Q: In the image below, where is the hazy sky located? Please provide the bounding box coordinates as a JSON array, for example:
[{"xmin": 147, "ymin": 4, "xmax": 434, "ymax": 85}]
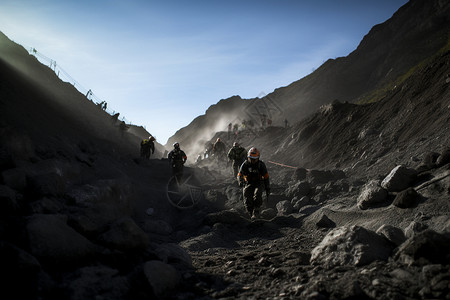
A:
[{"xmin": 0, "ymin": 0, "xmax": 408, "ymax": 144}]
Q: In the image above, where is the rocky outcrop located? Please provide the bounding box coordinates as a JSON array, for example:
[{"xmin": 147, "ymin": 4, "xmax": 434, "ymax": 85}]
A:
[{"xmin": 310, "ymin": 225, "xmax": 393, "ymax": 268}]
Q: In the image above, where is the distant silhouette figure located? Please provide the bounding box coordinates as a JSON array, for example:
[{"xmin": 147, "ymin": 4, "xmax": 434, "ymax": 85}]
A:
[
  {"xmin": 111, "ymin": 113, "xmax": 120, "ymax": 124},
  {"xmin": 140, "ymin": 136, "xmax": 155, "ymax": 159}
]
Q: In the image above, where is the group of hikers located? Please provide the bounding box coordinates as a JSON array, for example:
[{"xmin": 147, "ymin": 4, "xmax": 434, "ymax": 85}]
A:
[{"xmin": 139, "ymin": 135, "xmax": 271, "ymax": 220}]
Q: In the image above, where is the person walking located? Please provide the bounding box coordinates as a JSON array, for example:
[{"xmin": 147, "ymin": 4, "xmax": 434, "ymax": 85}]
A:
[
  {"xmin": 168, "ymin": 142, "xmax": 187, "ymax": 182},
  {"xmin": 213, "ymin": 138, "xmax": 226, "ymax": 162},
  {"xmin": 237, "ymin": 147, "xmax": 270, "ymax": 220},
  {"xmin": 227, "ymin": 142, "xmax": 247, "ymax": 178},
  {"xmin": 140, "ymin": 135, "xmax": 155, "ymax": 159}
]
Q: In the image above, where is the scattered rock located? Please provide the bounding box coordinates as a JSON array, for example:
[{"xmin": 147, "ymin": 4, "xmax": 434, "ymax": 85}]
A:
[
  {"xmin": 26, "ymin": 214, "xmax": 100, "ymax": 267},
  {"xmin": 393, "ymin": 187, "xmax": 420, "ymax": 208},
  {"xmin": 143, "ymin": 260, "xmax": 181, "ymax": 297},
  {"xmin": 261, "ymin": 208, "xmax": 277, "ymax": 219},
  {"xmin": 154, "ymin": 243, "xmax": 192, "ymax": 268},
  {"xmin": 64, "ymin": 265, "xmax": 129, "ymax": 300},
  {"xmin": 404, "ymin": 221, "xmax": 428, "ymax": 239},
  {"xmin": 276, "ymin": 200, "xmax": 294, "ymax": 215},
  {"xmin": 292, "ymin": 196, "xmax": 311, "ymax": 211},
  {"xmin": 143, "ymin": 219, "xmax": 173, "ymax": 235},
  {"xmin": 1, "ymin": 168, "xmax": 26, "ymax": 191},
  {"xmin": 97, "ymin": 217, "xmax": 150, "ymax": 252},
  {"xmin": 376, "ymin": 224, "xmax": 406, "ymax": 246},
  {"xmin": 395, "ymin": 229, "xmax": 450, "ymax": 266},
  {"xmin": 292, "ymin": 167, "xmax": 307, "ymax": 181},
  {"xmin": 286, "ymin": 181, "xmax": 311, "ymax": 198},
  {"xmin": 381, "ymin": 165, "xmax": 417, "ymax": 192},
  {"xmin": 316, "ymin": 214, "xmax": 336, "ymax": 228},
  {"xmin": 436, "ymin": 147, "xmax": 450, "ymax": 167},
  {"xmin": 357, "ymin": 180, "xmax": 388, "ymax": 209},
  {"xmin": 0, "ymin": 184, "xmax": 21, "ymax": 214},
  {"xmin": 310, "ymin": 225, "xmax": 393, "ymax": 268}
]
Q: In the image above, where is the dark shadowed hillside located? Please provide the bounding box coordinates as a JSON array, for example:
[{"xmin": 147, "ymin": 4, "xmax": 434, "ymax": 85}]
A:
[
  {"xmin": 1, "ymin": 0, "xmax": 449, "ymax": 299},
  {"xmin": 0, "ymin": 31, "xmax": 165, "ymax": 159}
]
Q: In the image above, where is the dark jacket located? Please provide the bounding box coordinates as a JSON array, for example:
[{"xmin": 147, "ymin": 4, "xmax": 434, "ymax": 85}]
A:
[
  {"xmin": 238, "ymin": 160, "xmax": 270, "ymax": 189},
  {"xmin": 168, "ymin": 149, "xmax": 187, "ymax": 166},
  {"xmin": 227, "ymin": 146, "xmax": 246, "ymax": 164}
]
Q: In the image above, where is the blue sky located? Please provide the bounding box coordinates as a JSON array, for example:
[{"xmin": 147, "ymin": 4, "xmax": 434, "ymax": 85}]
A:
[{"xmin": 0, "ymin": 0, "xmax": 408, "ymax": 144}]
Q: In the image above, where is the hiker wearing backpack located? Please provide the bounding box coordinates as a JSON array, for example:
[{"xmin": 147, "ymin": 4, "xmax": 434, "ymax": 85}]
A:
[
  {"xmin": 140, "ymin": 135, "xmax": 155, "ymax": 159},
  {"xmin": 168, "ymin": 142, "xmax": 187, "ymax": 182},
  {"xmin": 227, "ymin": 142, "xmax": 247, "ymax": 178},
  {"xmin": 237, "ymin": 147, "xmax": 270, "ymax": 220}
]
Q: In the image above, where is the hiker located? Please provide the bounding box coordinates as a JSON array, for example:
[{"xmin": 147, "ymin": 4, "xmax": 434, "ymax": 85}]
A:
[
  {"xmin": 260, "ymin": 114, "xmax": 267, "ymax": 128},
  {"xmin": 227, "ymin": 142, "xmax": 247, "ymax": 178},
  {"xmin": 168, "ymin": 142, "xmax": 187, "ymax": 182},
  {"xmin": 204, "ymin": 143, "xmax": 213, "ymax": 159},
  {"xmin": 228, "ymin": 123, "xmax": 232, "ymax": 140},
  {"xmin": 168, "ymin": 142, "xmax": 187, "ymax": 180},
  {"xmin": 284, "ymin": 118, "xmax": 289, "ymax": 128},
  {"xmin": 213, "ymin": 138, "xmax": 226, "ymax": 161},
  {"xmin": 237, "ymin": 147, "xmax": 270, "ymax": 219},
  {"xmin": 140, "ymin": 135, "xmax": 155, "ymax": 159}
]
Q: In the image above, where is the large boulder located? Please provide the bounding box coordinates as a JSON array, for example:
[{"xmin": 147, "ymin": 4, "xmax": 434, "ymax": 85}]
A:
[
  {"xmin": 393, "ymin": 187, "xmax": 420, "ymax": 208},
  {"xmin": 97, "ymin": 217, "xmax": 150, "ymax": 252},
  {"xmin": 27, "ymin": 171, "xmax": 66, "ymax": 197},
  {"xmin": 286, "ymin": 181, "xmax": 311, "ymax": 199},
  {"xmin": 26, "ymin": 214, "xmax": 100, "ymax": 266},
  {"xmin": 436, "ymin": 147, "xmax": 450, "ymax": 167},
  {"xmin": 154, "ymin": 243, "xmax": 192, "ymax": 268},
  {"xmin": 307, "ymin": 169, "xmax": 335, "ymax": 185},
  {"xmin": 310, "ymin": 225, "xmax": 393, "ymax": 268},
  {"xmin": 376, "ymin": 224, "xmax": 406, "ymax": 246},
  {"xmin": 276, "ymin": 200, "xmax": 294, "ymax": 215},
  {"xmin": 395, "ymin": 230, "xmax": 450, "ymax": 266},
  {"xmin": 357, "ymin": 180, "xmax": 388, "ymax": 209},
  {"xmin": 143, "ymin": 260, "xmax": 181, "ymax": 298},
  {"xmin": 381, "ymin": 165, "xmax": 417, "ymax": 192},
  {"xmin": 64, "ymin": 265, "xmax": 129, "ymax": 300},
  {"xmin": 0, "ymin": 184, "xmax": 21, "ymax": 215},
  {"xmin": 1, "ymin": 168, "xmax": 27, "ymax": 191},
  {"xmin": 292, "ymin": 167, "xmax": 307, "ymax": 181},
  {"xmin": 67, "ymin": 180, "xmax": 133, "ymax": 236}
]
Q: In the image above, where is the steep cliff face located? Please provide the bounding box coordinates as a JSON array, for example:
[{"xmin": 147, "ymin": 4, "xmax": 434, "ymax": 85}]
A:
[{"xmin": 167, "ymin": 0, "xmax": 450, "ymax": 158}]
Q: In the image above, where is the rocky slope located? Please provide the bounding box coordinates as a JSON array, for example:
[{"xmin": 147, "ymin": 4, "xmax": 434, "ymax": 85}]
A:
[{"xmin": 0, "ymin": 0, "xmax": 449, "ymax": 299}]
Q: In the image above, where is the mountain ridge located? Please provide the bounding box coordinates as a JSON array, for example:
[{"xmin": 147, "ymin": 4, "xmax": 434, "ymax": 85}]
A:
[{"xmin": 167, "ymin": 0, "xmax": 449, "ymax": 159}]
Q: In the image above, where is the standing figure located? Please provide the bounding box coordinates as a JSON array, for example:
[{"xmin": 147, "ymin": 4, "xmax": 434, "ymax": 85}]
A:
[
  {"xmin": 213, "ymin": 138, "xmax": 226, "ymax": 162},
  {"xmin": 227, "ymin": 142, "xmax": 247, "ymax": 178},
  {"xmin": 168, "ymin": 142, "xmax": 187, "ymax": 182},
  {"xmin": 140, "ymin": 135, "xmax": 155, "ymax": 159},
  {"xmin": 237, "ymin": 147, "xmax": 270, "ymax": 220}
]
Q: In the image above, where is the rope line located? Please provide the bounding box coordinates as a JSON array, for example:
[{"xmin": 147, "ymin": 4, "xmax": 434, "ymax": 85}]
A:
[
  {"xmin": 24, "ymin": 45, "xmax": 134, "ymax": 125},
  {"xmin": 267, "ymin": 160, "xmax": 298, "ymax": 169}
]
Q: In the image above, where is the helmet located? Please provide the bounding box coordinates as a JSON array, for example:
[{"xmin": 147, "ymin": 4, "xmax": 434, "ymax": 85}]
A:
[
  {"xmin": 173, "ymin": 142, "xmax": 180, "ymax": 149},
  {"xmin": 233, "ymin": 142, "xmax": 238, "ymax": 147},
  {"xmin": 248, "ymin": 147, "xmax": 260, "ymax": 159}
]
